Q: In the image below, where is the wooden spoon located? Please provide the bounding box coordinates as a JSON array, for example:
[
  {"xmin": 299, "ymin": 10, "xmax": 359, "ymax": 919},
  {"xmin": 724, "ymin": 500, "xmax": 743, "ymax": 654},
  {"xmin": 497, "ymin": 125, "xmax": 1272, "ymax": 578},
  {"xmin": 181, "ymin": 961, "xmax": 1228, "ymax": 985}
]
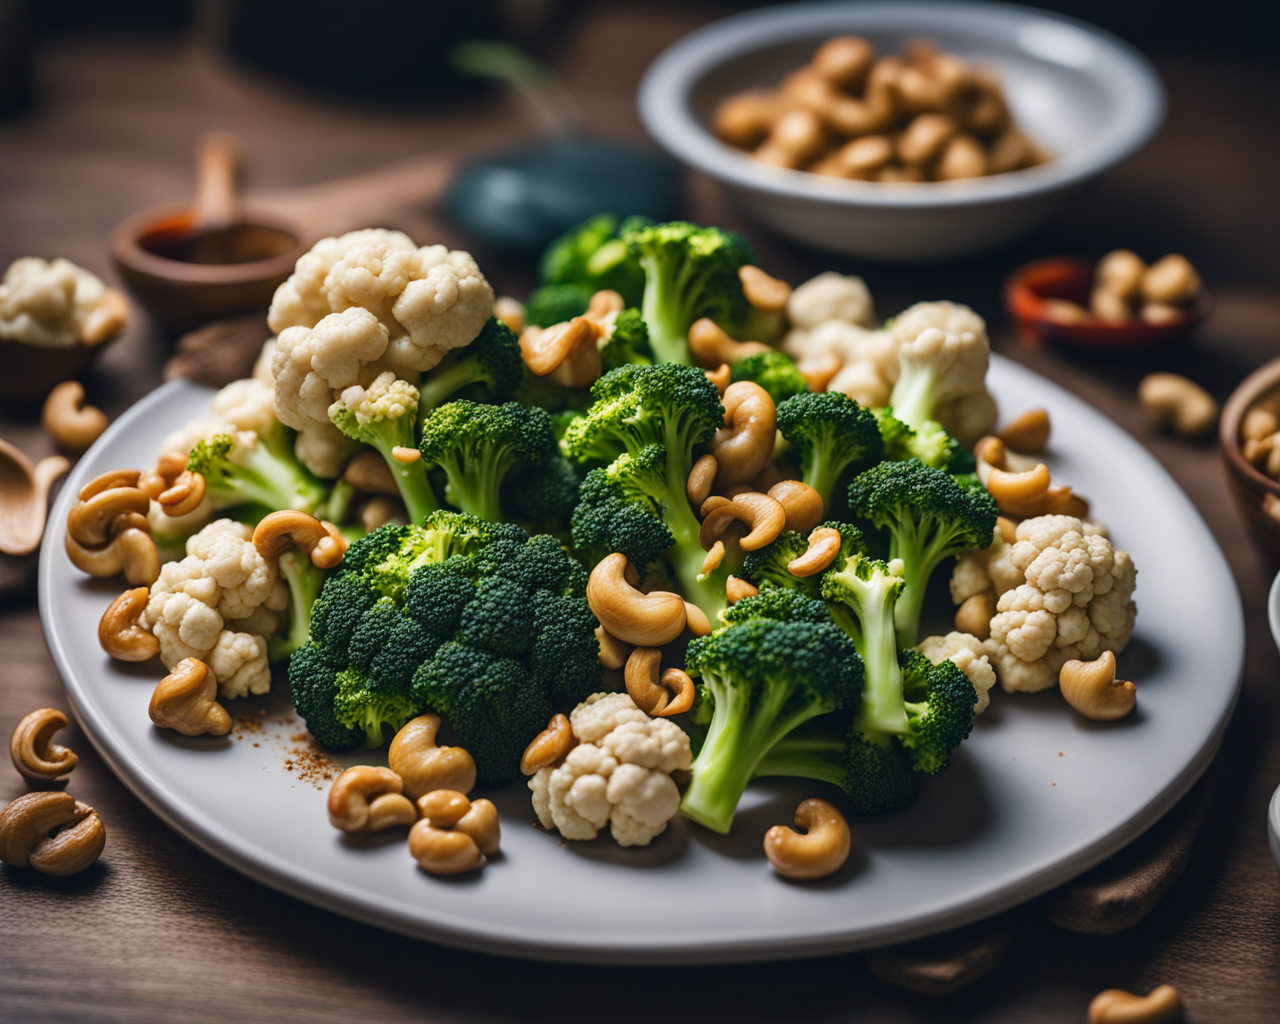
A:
[{"xmin": 0, "ymin": 438, "xmax": 71, "ymax": 556}]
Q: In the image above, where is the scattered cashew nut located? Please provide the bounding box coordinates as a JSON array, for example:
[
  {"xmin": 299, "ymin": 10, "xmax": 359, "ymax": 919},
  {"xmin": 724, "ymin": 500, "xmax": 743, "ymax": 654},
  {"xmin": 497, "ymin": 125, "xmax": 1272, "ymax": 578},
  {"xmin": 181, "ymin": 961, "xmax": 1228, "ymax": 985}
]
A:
[
  {"xmin": 42, "ymin": 380, "xmax": 108, "ymax": 454},
  {"xmin": 763, "ymin": 798, "xmax": 851, "ymax": 880},
  {"xmin": 687, "ymin": 318, "xmax": 771, "ymax": 368},
  {"xmin": 687, "ymin": 453, "xmax": 718, "ymax": 507},
  {"xmin": 408, "ymin": 819, "xmax": 486, "ymax": 875},
  {"xmin": 726, "ymin": 575, "xmax": 758, "ymax": 604},
  {"xmin": 622, "ymin": 648, "xmax": 694, "ymax": 717},
  {"xmin": 997, "ymin": 408, "xmax": 1051, "ymax": 454},
  {"xmin": 148, "ymin": 657, "xmax": 232, "ymax": 736},
  {"xmin": 699, "ymin": 491, "xmax": 786, "ymax": 552},
  {"xmin": 98, "ymin": 586, "xmax": 161, "ymax": 662},
  {"xmin": 453, "ymin": 798, "xmax": 501, "ymax": 856},
  {"xmin": 587, "ymin": 553, "xmax": 687, "ymax": 646},
  {"xmin": 787, "ymin": 526, "xmax": 842, "ymax": 577},
  {"xmin": 0, "ymin": 791, "xmax": 106, "ymax": 875},
  {"xmin": 595, "ymin": 624, "xmax": 632, "ymax": 670},
  {"xmin": 65, "ymin": 480, "xmax": 159, "ymax": 585},
  {"xmin": 253, "ymin": 509, "xmax": 347, "ymax": 569},
  {"xmin": 1138, "ymin": 373, "xmax": 1218, "ymax": 439},
  {"xmin": 738, "ymin": 265, "xmax": 792, "ymax": 311},
  {"xmin": 711, "ymin": 381, "xmax": 777, "ymax": 487},
  {"xmin": 767, "ymin": 480, "xmax": 824, "ymax": 534},
  {"xmin": 705, "ymin": 363, "xmax": 731, "ymax": 395},
  {"xmin": 683, "ymin": 601, "xmax": 712, "ymax": 637},
  {"xmin": 327, "ymin": 765, "xmax": 417, "ymax": 834},
  {"xmin": 10, "ymin": 708, "xmax": 78, "ymax": 785},
  {"xmin": 1087, "ymin": 985, "xmax": 1183, "ymax": 1024},
  {"xmin": 954, "ymin": 592, "xmax": 994, "ymax": 641},
  {"xmin": 342, "ymin": 450, "xmax": 400, "ymax": 495},
  {"xmin": 521, "ymin": 713, "xmax": 577, "ymax": 775},
  {"xmin": 519, "ymin": 317, "xmax": 602, "ymax": 388},
  {"xmin": 388, "ymin": 714, "xmax": 477, "ymax": 799},
  {"xmin": 1059, "ymin": 651, "xmax": 1136, "ymax": 721},
  {"xmin": 416, "ymin": 789, "xmax": 472, "ymax": 828}
]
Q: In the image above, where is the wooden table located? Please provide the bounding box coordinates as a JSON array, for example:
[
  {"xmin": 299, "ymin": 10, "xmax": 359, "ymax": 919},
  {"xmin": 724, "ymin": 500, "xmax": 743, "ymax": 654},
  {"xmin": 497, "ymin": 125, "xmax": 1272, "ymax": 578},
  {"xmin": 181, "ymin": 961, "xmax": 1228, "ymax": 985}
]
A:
[{"xmin": 2, "ymin": 7, "xmax": 1277, "ymax": 1021}]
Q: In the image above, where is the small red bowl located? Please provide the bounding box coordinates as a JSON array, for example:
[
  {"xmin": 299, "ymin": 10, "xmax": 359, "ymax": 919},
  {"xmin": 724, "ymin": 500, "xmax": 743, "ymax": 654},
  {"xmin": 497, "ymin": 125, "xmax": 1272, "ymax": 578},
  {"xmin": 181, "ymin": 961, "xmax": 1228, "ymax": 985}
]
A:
[{"xmin": 1003, "ymin": 257, "xmax": 1211, "ymax": 351}]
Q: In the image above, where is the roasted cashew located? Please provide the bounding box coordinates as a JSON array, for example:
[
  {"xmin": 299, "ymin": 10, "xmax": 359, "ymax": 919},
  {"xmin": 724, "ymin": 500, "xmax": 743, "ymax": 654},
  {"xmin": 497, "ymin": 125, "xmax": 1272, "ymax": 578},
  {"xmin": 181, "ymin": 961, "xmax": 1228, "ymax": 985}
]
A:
[
  {"xmin": 687, "ymin": 318, "xmax": 771, "ymax": 368},
  {"xmin": 389, "ymin": 714, "xmax": 477, "ymax": 799},
  {"xmin": 42, "ymin": 381, "xmax": 108, "ymax": 454},
  {"xmin": 10, "ymin": 708, "xmax": 78, "ymax": 785},
  {"xmin": 360, "ymin": 495, "xmax": 409, "ymax": 532},
  {"xmin": 997, "ymin": 408, "xmax": 1051, "ymax": 454},
  {"xmin": 519, "ymin": 317, "xmax": 602, "ymax": 387},
  {"xmin": 587, "ymin": 553, "xmax": 687, "ymax": 646},
  {"xmin": 797, "ymin": 352, "xmax": 842, "ymax": 393},
  {"xmin": 763, "ymin": 798, "xmax": 851, "ymax": 880},
  {"xmin": 687, "ymin": 454, "xmax": 718, "ymax": 508},
  {"xmin": 416, "ymin": 789, "xmax": 472, "ymax": 828},
  {"xmin": 0, "ymin": 791, "xmax": 105, "ymax": 875},
  {"xmin": 67, "ymin": 486, "xmax": 150, "ymax": 547},
  {"xmin": 408, "ymin": 820, "xmax": 485, "ymax": 875},
  {"xmin": 700, "ymin": 495, "xmax": 732, "ymax": 518},
  {"xmin": 767, "ymin": 480, "xmax": 824, "ymax": 534},
  {"xmin": 684, "ymin": 602, "xmax": 712, "ymax": 637},
  {"xmin": 80, "ymin": 287, "xmax": 128, "ymax": 345},
  {"xmin": 80, "ymin": 468, "xmax": 142, "ymax": 501},
  {"xmin": 138, "ymin": 452, "xmax": 188, "ymax": 500},
  {"xmin": 148, "ymin": 658, "xmax": 231, "ymax": 737},
  {"xmin": 392, "ymin": 446, "xmax": 420, "ymax": 464},
  {"xmin": 1142, "ymin": 254, "xmax": 1200, "ymax": 305},
  {"xmin": 494, "ymin": 295, "xmax": 525, "ymax": 335},
  {"xmin": 1059, "ymin": 651, "xmax": 1136, "ymax": 722},
  {"xmin": 710, "ymin": 382, "xmax": 777, "ymax": 487},
  {"xmin": 67, "ymin": 525, "xmax": 159, "ymax": 585},
  {"xmin": 327, "ymin": 765, "xmax": 417, "ymax": 834},
  {"xmin": 624, "ymin": 648, "xmax": 695, "ymax": 717},
  {"xmin": 595, "ymin": 624, "xmax": 632, "ymax": 670},
  {"xmin": 954, "ymin": 592, "xmax": 994, "ymax": 641},
  {"xmin": 158, "ymin": 470, "xmax": 207, "ymax": 517},
  {"xmin": 343, "ymin": 450, "xmax": 400, "ymax": 495},
  {"xmin": 1138, "ymin": 373, "xmax": 1218, "ymax": 439},
  {"xmin": 705, "ymin": 363, "xmax": 731, "ymax": 395},
  {"xmin": 99, "ymin": 586, "xmax": 161, "ymax": 662},
  {"xmin": 521, "ymin": 713, "xmax": 577, "ymax": 775},
  {"xmin": 1087, "ymin": 985, "xmax": 1183, "ymax": 1024},
  {"xmin": 699, "ymin": 492, "xmax": 786, "ymax": 552},
  {"xmin": 786, "ymin": 527, "xmax": 842, "ymax": 577},
  {"xmin": 738, "ymin": 265, "xmax": 792, "ymax": 312},
  {"xmin": 726, "ymin": 575, "xmax": 758, "ymax": 604},
  {"xmin": 701, "ymin": 540, "xmax": 725, "ymax": 575},
  {"xmin": 985, "ymin": 463, "xmax": 1088, "ymax": 519},
  {"xmin": 453, "ymin": 798, "xmax": 501, "ymax": 856},
  {"xmin": 253, "ymin": 509, "xmax": 347, "ymax": 569},
  {"xmin": 582, "ymin": 289, "xmax": 625, "ymax": 323}
]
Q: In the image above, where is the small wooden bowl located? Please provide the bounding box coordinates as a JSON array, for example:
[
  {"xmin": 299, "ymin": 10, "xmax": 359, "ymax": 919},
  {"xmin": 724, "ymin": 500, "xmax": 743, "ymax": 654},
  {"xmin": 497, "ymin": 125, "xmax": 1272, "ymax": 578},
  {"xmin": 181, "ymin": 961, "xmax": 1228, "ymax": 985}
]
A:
[
  {"xmin": 1004, "ymin": 257, "xmax": 1211, "ymax": 351},
  {"xmin": 1221, "ymin": 358, "xmax": 1280, "ymax": 556},
  {"xmin": 0, "ymin": 288, "xmax": 129, "ymax": 403},
  {"xmin": 109, "ymin": 204, "xmax": 304, "ymax": 333}
]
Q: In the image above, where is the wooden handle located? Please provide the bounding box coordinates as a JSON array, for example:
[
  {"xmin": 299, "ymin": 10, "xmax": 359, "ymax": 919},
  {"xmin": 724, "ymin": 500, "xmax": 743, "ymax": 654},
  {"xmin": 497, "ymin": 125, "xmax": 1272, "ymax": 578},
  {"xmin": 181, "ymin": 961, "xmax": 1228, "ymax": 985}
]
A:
[{"xmin": 193, "ymin": 131, "xmax": 242, "ymax": 232}]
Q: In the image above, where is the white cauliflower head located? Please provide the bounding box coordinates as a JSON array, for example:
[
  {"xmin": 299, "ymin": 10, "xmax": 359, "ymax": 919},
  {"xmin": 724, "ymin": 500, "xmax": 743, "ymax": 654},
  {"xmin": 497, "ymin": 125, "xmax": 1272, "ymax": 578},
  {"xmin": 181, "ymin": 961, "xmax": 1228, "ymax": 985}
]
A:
[
  {"xmin": 142, "ymin": 520, "xmax": 287, "ymax": 698},
  {"xmin": 916, "ymin": 632, "xmax": 997, "ymax": 714},
  {"xmin": 787, "ymin": 271, "xmax": 875, "ymax": 330},
  {"xmin": 0, "ymin": 256, "xmax": 110, "ymax": 347},
  {"xmin": 332, "ymin": 371, "xmax": 419, "ymax": 427},
  {"xmin": 980, "ymin": 516, "xmax": 1137, "ymax": 693},
  {"xmin": 530, "ymin": 692, "xmax": 692, "ymax": 847}
]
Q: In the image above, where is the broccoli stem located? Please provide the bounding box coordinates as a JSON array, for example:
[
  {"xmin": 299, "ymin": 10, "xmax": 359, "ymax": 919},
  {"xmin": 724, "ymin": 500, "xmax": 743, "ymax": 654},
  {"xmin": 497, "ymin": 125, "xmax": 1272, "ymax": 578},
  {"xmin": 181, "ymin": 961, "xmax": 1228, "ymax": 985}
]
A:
[
  {"xmin": 887, "ymin": 366, "xmax": 938, "ymax": 435},
  {"xmin": 650, "ymin": 463, "xmax": 733, "ymax": 622},
  {"xmin": 215, "ymin": 444, "xmax": 328, "ymax": 516},
  {"xmin": 268, "ymin": 550, "xmax": 326, "ymax": 663},
  {"xmin": 753, "ymin": 732, "xmax": 846, "ymax": 787},
  {"xmin": 804, "ymin": 444, "xmax": 842, "ymax": 507},
  {"xmin": 886, "ymin": 510, "xmax": 967, "ymax": 650},
  {"xmin": 638, "ymin": 252, "xmax": 693, "ymax": 365},
  {"xmin": 418, "ymin": 360, "xmax": 485, "ymax": 417},
  {"xmin": 680, "ymin": 675, "xmax": 825, "ymax": 834},
  {"xmin": 441, "ymin": 446, "xmax": 507, "ymax": 523},
  {"xmin": 380, "ymin": 448, "xmax": 439, "ymax": 527},
  {"xmin": 842, "ymin": 568, "xmax": 910, "ymax": 739}
]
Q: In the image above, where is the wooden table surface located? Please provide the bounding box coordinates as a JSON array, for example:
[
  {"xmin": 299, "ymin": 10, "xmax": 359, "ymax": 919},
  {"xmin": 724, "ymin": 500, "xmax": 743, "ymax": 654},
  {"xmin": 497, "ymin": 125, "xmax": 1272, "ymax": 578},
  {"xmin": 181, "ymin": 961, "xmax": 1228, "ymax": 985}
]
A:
[{"xmin": 2, "ymin": 7, "xmax": 1277, "ymax": 1021}]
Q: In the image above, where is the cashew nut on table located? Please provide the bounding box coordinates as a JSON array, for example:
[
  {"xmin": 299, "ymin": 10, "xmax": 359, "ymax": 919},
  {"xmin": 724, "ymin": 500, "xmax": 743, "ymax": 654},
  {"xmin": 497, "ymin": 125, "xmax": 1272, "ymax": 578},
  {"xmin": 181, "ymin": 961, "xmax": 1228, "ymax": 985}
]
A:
[
  {"xmin": 10, "ymin": 707, "xmax": 78, "ymax": 786},
  {"xmin": 0, "ymin": 790, "xmax": 106, "ymax": 876}
]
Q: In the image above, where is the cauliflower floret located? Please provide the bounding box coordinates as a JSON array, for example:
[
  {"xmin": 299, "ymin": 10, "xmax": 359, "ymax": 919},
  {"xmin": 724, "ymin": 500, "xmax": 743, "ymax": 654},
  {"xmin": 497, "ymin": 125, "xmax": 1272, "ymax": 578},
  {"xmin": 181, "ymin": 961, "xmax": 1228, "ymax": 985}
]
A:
[
  {"xmin": 916, "ymin": 632, "xmax": 997, "ymax": 714},
  {"xmin": 0, "ymin": 256, "xmax": 108, "ymax": 347},
  {"xmin": 208, "ymin": 377, "xmax": 278, "ymax": 436},
  {"xmin": 950, "ymin": 528, "xmax": 1022, "ymax": 606},
  {"xmin": 787, "ymin": 271, "xmax": 875, "ymax": 330},
  {"xmin": 253, "ymin": 338, "xmax": 276, "ymax": 386},
  {"xmin": 783, "ymin": 318, "xmax": 900, "ymax": 407},
  {"xmin": 207, "ymin": 631, "xmax": 271, "ymax": 699},
  {"xmin": 333, "ymin": 371, "xmax": 419, "ymax": 427},
  {"xmin": 974, "ymin": 516, "xmax": 1137, "ymax": 693},
  {"xmin": 532, "ymin": 692, "xmax": 692, "ymax": 847},
  {"xmin": 385, "ymin": 246, "xmax": 493, "ymax": 373},
  {"xmin": 140, "ymin": 519, "xmax": 291, "ymax": 697}
]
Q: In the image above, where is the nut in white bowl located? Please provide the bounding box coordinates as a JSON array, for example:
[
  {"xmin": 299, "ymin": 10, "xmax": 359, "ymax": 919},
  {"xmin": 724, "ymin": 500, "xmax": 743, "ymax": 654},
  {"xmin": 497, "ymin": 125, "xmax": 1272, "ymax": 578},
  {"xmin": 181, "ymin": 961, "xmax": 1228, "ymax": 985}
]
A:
[{"xmin": 638, "ymin": 1, "xmax": 1164, "ymax": 261}]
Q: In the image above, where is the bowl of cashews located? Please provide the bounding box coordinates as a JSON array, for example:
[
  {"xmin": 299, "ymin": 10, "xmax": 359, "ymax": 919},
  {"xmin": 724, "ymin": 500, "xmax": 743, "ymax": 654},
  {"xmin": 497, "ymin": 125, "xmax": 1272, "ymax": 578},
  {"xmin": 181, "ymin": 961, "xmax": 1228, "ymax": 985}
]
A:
[{"xmin": 638, "ymin": 1, "xmax": 1164, "ymax": 261}]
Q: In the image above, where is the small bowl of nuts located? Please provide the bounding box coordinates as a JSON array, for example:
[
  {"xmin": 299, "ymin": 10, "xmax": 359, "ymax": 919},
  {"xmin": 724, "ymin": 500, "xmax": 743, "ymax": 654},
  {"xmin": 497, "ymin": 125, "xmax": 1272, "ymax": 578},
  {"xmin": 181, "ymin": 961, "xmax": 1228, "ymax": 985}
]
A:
[
  {"xmin": 638, "ymin": 2, "xmax": 1164, "ymax": 261},
  {"xmin": 1004, "ymin": 251, "xmax": 1210, "ymax": 351},
  {"xmin": 1220, "ymin": 357, "xmax": 1280, "ymax": 555}
]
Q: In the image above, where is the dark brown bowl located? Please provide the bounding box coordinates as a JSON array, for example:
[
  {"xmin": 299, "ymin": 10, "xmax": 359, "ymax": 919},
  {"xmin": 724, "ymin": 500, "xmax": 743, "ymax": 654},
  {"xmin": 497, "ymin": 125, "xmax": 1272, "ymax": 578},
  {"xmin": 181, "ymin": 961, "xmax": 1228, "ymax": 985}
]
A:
[
  {"xmin": 1220, "ymin": 357, "xmax": 1280, "ymax": 556},
  {"xmin": 110, "ymin": 204, "xmax": 305, "ymax": 333},
  {"xmin": 1004, "ymin": 257, "xmax": 1211, "ymax": 351}
]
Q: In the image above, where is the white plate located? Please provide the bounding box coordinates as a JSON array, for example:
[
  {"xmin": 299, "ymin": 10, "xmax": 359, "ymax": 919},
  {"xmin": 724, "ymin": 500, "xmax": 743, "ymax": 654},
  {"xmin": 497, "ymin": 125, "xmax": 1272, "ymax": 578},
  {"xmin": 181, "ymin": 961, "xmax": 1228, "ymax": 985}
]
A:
[{"xmin": 39, "ymin": 356, "xmax": 1243, "ymax": 964}]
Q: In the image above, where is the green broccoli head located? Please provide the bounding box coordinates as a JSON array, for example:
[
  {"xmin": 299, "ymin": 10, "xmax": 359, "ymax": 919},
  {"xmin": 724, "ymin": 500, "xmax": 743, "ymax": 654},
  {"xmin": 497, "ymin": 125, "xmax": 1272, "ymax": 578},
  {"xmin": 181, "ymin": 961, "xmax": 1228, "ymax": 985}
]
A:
[
  {"xmin": 776, "ymin": 392, "xmax": 884, "ymax": 510},
  {"xmin": 740, "ymin": 520, "xmax": 866, "ymax": 600},
  {"xmin": 501, "ymin": 449, "xmax": 582, "ymax": 539},
  {"xmin": 679, "ymin": 599, "xmax": 863, "ymax": 834},
  {"xmin": 570, "ymin": 449, "xmax": 675, "ymax": 578},
  {"xmin": 599, "ymin": 306, "xmax": 655, "ymax": 372},
  {"xmin": 417, "ymin": 316, "xmax": 526, "ymax": 414},
  {"xmin": 622, "ymin": 220, "xmax": 754, "ymax": 365},
  {"xmin": 187, "ymin": 432, "xmax": 327, "ymax": 517},
  {"xmin": 877, "ymin": 409, "xmax": 975, "ymax": 474},
  {"xmin": 846, "ymin": 458, "xmax": 997, "ymax": 647},
  {"xmin": 730, "ymin": 351, "xmax": 808, "ymax": 406},
  {"xmin": 719, "ymin": 586, "xmax": 833, "ymax": 626},
  {"xmin": 898, "ymin": 649, "xmax": 977, "ymax": 774},
  {"xmin": 537, "ymin": 213, "xmax": 646, "ymax": 307},
  {"xmin": 525, "ymin": 283, "xmax": 593, "ymax": 328},
  {"xmin": 287, "ymin": 643, "xmax": 356, "ymax": 751},
  {"xmin": 419, "ymin": 400, "xmax": 554, "ymax": 522},
  {"xmin": 332, "ymin": 666, "xmax": 421, "ymax": 749}
]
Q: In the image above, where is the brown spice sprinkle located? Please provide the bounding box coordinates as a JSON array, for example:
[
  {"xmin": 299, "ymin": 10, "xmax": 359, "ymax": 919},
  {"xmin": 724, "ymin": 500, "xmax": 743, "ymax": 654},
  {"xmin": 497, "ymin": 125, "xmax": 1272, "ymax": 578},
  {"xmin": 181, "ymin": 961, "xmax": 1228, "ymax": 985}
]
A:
[{"xmin": 282, "ymin": 732, "xmax": 341, "ymax": 789}]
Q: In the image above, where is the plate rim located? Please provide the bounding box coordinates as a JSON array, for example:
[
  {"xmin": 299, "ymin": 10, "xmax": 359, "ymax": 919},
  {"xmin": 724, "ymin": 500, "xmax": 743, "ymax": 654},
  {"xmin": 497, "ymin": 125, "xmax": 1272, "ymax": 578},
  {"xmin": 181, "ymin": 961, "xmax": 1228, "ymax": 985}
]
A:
[{"xmin": 38, "ymin": 364, "xmax": 1244, "ymax": 964}]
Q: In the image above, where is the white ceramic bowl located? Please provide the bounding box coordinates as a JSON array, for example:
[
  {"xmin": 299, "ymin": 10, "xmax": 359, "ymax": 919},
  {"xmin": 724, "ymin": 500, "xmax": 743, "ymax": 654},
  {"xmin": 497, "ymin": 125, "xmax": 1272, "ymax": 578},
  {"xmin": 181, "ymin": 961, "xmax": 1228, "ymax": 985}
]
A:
[{"xmin": 638, "ymin": 1, "xmax": 1165, "ymax": 261}]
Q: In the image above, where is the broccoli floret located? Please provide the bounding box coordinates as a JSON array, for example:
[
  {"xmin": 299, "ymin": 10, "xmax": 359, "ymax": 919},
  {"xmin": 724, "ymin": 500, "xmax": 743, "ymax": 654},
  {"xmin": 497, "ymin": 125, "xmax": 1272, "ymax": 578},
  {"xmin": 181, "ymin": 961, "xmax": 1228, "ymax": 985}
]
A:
[
  {"xmin": 720, "ymin": 588, "xmax": 833, "ymax": 625},
  {"xmin": 329, "ymin": 372, "xmax": 438, "ymax": 526},
  {"xmin": 678, "ymin": 590, "xmax": 863, "ymax": 833},
  {"xmin": 332, "ymin": 666, "xmax": 420, "ymax": 749},
  {"xmin": 537, "ymin": 213, "xmax": 647, "ymax": 307},
  {"xmin": 846, "ymin": 458, "xmax": 997, "ymax": 648},
  {"xmin": 731, "ymin": 351, "xmax": 808, "ymax": 406},
  {"xmin": 287, "ymin": 643, "xmax": 354, "ymax": 751},
  {"xmin": 419, "ymin": 400, "xmax": 554, "ymax": 522},
  {"xmin": 416, "ymin": 316, "xmax": 525, "ymax": 415},
  {"xmin": 525, "ymin": 283, "xmax": 593, "ymax": 328},
  {"xmin": 876, "ymin": 408, "xmax": 974, "ymax": 474},
  {"xmin": 622, "ymin": 220, "xmax": 754, "ymax": 365},
  {"xmin": 186, "ymin": 433, "xmax": 327, "ymax": 518},
  {"xmin": 599, "ymin": 306, "xmax": 654, "ymax": 372},
  {"xmin": 267, "ymin": 550, "xmax": 326, "ymax": 663},
  {"xmin": 501, "ymin": 449, "xmax": 582, "ymax": 539},
  {"xmin": 740, "ymin": 520, "xmax": 866, "ymax": 600},
  {"xmin": 563, "ymin": 365, "xmax": 729, "ymax": 616},
  {"xmin": 776, "ymin": 392, "xmax": 884, "ymax": 511}
]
